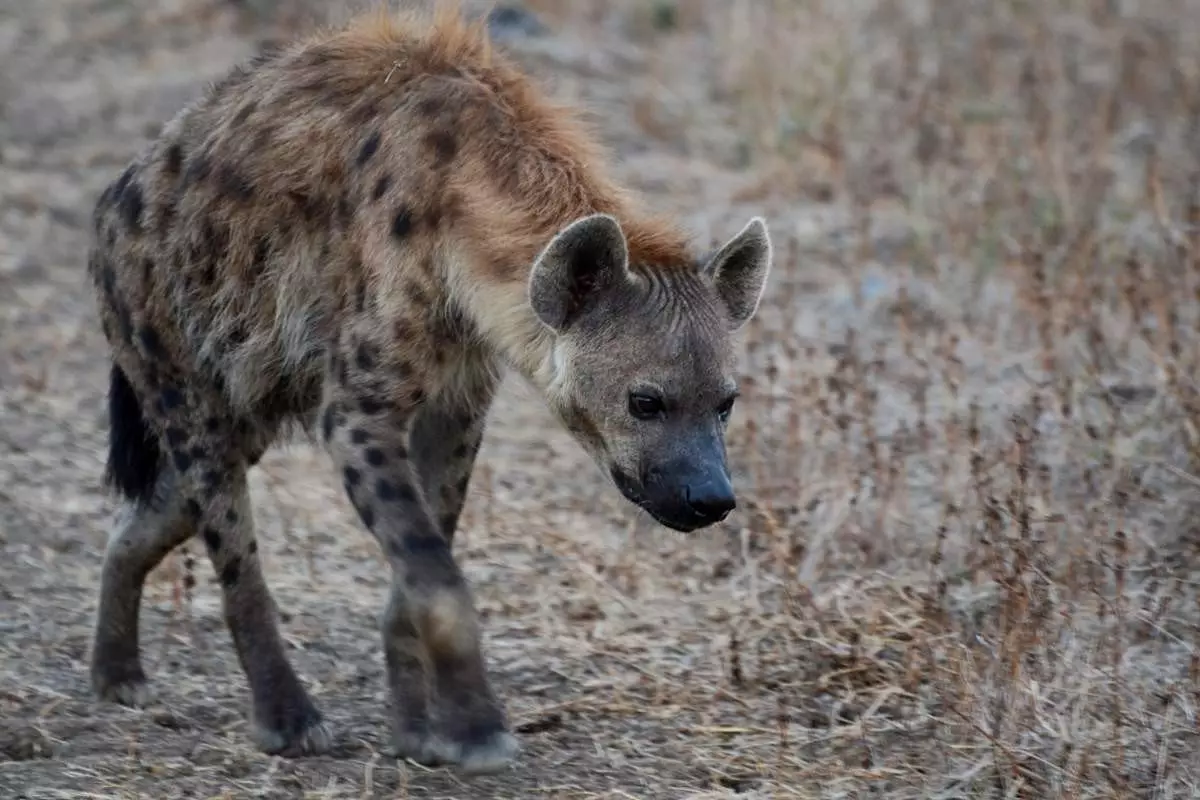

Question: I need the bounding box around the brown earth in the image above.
[3,1,1200,798]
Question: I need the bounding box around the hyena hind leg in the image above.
[91,467,195,707]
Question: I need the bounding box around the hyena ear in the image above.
[529,213,630,333]
[701,217,773,331]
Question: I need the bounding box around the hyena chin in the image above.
[84,4,771,774]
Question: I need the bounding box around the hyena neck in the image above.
[445,266,561,397]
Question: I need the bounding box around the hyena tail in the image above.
[104,362,162,507]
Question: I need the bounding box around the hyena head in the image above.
[528,213,772,533]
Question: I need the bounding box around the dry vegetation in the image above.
[3,0,1200,797]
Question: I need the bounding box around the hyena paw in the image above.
[442,722,520,775]
[386,726,458,767]
[249,702,333,757]
[92,662,154,708]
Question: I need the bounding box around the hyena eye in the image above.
[628,392,666,420]
[717,395,737,423]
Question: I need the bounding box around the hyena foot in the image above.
[386,724,458,767]
[435,686,519,774]
[386,723,518,774]
[249,697,333,757]
[91,657,154,708]
[441,724,520,775]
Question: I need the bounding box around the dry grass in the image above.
[589,0,1200,795]
[3,0,1200,797]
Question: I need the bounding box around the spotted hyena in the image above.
[86,5,771,774]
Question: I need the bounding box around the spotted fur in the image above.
[86,3,771,774]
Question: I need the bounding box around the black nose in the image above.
[685,479,736,523]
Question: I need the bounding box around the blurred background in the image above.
[2,1,1200,797]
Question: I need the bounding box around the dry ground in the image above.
[3,0,1200,797]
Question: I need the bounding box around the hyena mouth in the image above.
[609,467,712,534]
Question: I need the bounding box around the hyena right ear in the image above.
[701,216,772,332]
[528,213,630,333]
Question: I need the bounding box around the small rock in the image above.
[0,724,54,761]
[486,4,549,42]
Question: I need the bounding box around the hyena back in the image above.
[86,5,771,774]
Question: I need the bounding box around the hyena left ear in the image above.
[529,213,631,333]
[701,217,773,331]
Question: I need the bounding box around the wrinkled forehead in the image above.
[600,271,736,390]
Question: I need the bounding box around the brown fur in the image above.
[85,2,771,774]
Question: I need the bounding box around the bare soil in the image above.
[3,1,1200,798]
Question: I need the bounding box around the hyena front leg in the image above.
[139,382,330,757]
[321,331,516,774]
[408,374,496,545]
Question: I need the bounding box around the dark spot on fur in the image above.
[350,428,371,445]
[337,193,354,226]
[226,508,238,524]
[288,190,329,223]
[232,101,257,127]
[216,165,254,202]
[186,499,202,519]
[404,533,448,555]
[455,474,471,496]
[113,302,135,343]
[252,237,270,273]
[409,388,426,406]
[196,220,229,269]
[322,404,337,441]
[99,263,117,298]
[354,281,367,312]
[395,443,409,460]
[203,527,221,552]
[391,207,413,240]
[142,258,154,285]
[364,447,386,467]
[220,559,241,587]
[164,143,184,176]
[356,131,381,167]
[172,450,193,473]
[156,198,177,238]
[138,326,169,360]
[205,417,220,433]
[417,97,445,116]
[119,182,145,231]
[439,514,458,535]
[248,541,257,555]
[185,155,211,185]
[105,227,116,248]
[451,443,469,460]
[421,204,444,230]
[355,342,377,371]
[189,444,207,461]
[356,501,376,530]
[372,174,391,201]
[424,130,457,166]
[165,427,188,448]
[343,465,362,488]
[359,397,386,415]
[405,280,430,308]
[376,478,415,504]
